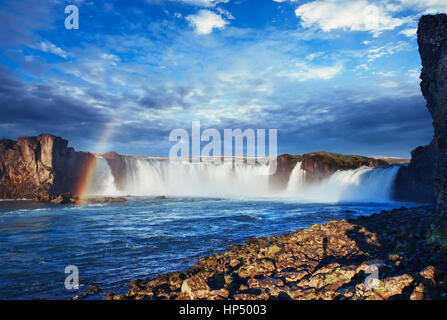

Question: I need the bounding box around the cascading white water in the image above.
[286,162,306,194]
[118,158,273,198]
[87,156,400,202]
[86,157,119,196]
[285,163,400,203]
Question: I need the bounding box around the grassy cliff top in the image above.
[305,151,386,165]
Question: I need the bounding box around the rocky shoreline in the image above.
[107,206,447,300]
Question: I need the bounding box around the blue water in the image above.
[0,197,417,300]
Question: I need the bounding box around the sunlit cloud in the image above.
[186,9,229,34]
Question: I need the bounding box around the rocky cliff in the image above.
[394,142,437,203]
[269,154,302,190]
[271,152,389,189]
[0,134,94,200]
[417,14,447,243]
[300,152,388,182]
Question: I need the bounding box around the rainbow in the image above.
[74,114,120,201]
[74,154,97,201]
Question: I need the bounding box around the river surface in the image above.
[0,197,417,299]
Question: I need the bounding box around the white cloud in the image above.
[294,0,408,36]
[280,61,343,81]
[306,51,325,61]
[399,28,417,38]
[173,0,229,7]
[366,41,410,62]
[397,0,447,14]
[216,7,234,20]
[186,10,229,34]
[380,81,400,88]
[408,68,420,79]
[102,53,120,61]
[35,41,68,58]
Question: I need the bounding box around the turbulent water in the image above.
[0,159,413,299]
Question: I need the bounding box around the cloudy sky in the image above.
[0,0,445,157]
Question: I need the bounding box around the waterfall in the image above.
[116,158,273,198]
[86,157,119,196]
[286,162,306,194]
[86,156,400,203]
[284,163,399,203]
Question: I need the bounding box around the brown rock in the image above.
[420,266,436,281]
[237,259,276,278]
[181,274,210,299]
[0,134,95,200]
[410,283,425,300]
[371,275,414,299]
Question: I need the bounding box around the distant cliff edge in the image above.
[269,152,391,190]
[0,134,94,200]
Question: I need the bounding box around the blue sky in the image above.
[0,0,445,157]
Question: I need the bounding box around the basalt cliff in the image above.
[0,134,93,200]
[394,142,437,203]
[416,14,447,244]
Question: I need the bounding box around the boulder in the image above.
[181,274,211,299]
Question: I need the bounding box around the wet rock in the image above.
[420,266,436,281]
[236,259,276,278]
[410,283,425,300]
[129,279,146,290]
[369,274,414,300]
[276,271,308,283]
[79,197,127,204]
[105,293,115,300]
[181,274,210,299]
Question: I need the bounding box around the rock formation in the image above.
[300,152,388,182]
[417,14,447,244]
[269,154,302,190]
[271,152,389,189]
[0,134,94,200]
[394,142,437,203]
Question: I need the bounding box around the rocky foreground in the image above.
[106,206,447,300]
